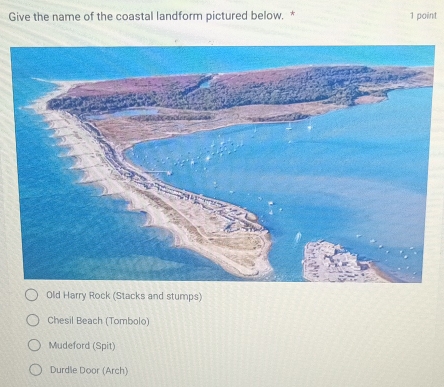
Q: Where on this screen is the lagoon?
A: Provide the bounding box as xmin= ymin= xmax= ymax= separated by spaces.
xmin=126 ymin=87 xmax=431 ymax=282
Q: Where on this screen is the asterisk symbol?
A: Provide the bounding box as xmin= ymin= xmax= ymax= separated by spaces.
xmin=290 ymin=11 xmax=295 ymax=16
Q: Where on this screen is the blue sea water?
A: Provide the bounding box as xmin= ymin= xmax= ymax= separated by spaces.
xmin=11 ymin=46 xmax=434 ymax=281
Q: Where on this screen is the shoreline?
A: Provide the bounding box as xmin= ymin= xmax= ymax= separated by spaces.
xmin=368 ymin=262 xmax=401 ymax=283
xmin=85 ymin=90 xmax=433 ymax=153
xmin=33 ymin=81 xmax=273 ymax=279
xmin=30 ymin=77 xmax=427 ymax=282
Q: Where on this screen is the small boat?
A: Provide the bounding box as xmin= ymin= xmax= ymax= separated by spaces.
xmin=286 ymin=122 xmax=292 ymax=130
xmin=307 ymin=118 xmax=313 ymax=131
xmin=295 ymin=232 xmax=302 ymax=244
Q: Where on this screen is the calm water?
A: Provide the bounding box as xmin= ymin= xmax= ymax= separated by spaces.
xmin=11 ymin=46 xmax=433 ymax=281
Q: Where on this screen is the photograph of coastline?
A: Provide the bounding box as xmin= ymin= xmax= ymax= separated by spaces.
xmin=11 ymin=46 xmax=434 ymax=282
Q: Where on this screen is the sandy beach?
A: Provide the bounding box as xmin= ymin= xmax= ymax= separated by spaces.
xmin=33 ymin=81 xmax=273 ymax=279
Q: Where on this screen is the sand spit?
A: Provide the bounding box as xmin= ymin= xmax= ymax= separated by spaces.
xmin=303 ymin=241 xmax=392 ymax=283
xmin=33 ymin=82 xmax=273 ymax=279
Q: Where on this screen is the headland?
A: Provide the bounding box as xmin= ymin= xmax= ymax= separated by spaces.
xmin=46 ymin=65 xmax=433 ymax=149
xmin=303 ymin=241 xmax=393 ymax=283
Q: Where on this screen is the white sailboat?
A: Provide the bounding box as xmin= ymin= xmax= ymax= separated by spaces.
xmin=295 ymin=232 xmax=302 ymax=244
xmin=307 ymin=118 xmax=313 ymax=131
